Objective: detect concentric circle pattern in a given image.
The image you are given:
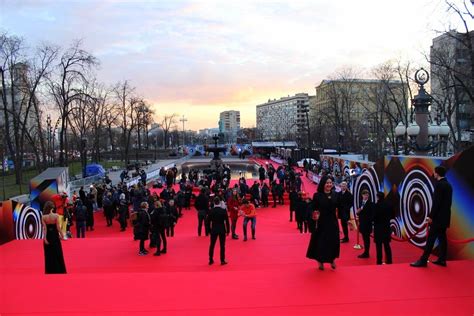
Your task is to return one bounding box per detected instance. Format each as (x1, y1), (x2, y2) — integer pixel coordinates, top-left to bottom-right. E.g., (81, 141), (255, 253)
(14, 204), (43, 239)
(352, 168), (380, 209)
(399, 169), (434, 247)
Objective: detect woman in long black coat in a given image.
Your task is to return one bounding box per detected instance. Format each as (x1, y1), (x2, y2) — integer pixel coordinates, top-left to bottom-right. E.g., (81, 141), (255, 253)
(136, 202), (151, 255)
(306, 176), (340, 270)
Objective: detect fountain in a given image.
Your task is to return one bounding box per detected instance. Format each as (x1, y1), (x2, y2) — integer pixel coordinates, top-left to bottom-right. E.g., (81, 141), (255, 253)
(205, 135), (227, 175)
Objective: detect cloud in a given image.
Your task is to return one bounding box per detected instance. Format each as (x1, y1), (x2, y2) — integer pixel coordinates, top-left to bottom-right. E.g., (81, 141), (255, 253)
(1, 0), (464, 130)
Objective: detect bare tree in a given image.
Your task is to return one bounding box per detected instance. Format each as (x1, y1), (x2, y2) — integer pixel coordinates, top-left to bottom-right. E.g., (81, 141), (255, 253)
(366, 60), (413, 156)
(114, 80), (144, 163)
(429, 0), (473, 152)
(49, 40), (98, 166)
(1, 34), (57, 187)
(161, 114), (178, 149)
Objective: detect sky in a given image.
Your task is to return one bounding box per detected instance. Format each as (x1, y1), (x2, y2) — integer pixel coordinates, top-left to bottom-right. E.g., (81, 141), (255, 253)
(1, 0), (470, 130)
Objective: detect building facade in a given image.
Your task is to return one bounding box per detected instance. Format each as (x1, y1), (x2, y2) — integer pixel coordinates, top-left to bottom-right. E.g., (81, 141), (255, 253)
(218, 110), (240, 142)
(430, 31), (474, 151)
(312, 79), (408, 155)
(256, 93), (310, 142)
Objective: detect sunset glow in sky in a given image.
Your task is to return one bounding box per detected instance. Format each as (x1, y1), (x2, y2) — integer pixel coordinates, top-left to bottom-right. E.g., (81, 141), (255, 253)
(1, 0), (466, 130)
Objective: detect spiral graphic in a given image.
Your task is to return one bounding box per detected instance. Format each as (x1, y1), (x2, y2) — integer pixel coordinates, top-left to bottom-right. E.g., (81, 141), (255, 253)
(390, 218), (403, 239)
(343, 161), (350, 176)
(333, 161), (341, 174)
(13, 204), (43, 239)
(352, 167), (380, 208)
(399, 168), (434, 247)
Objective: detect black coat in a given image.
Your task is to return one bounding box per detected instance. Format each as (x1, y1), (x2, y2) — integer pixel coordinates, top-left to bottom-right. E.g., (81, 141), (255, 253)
(373, 200), (392, 243)
(306, 192), (340, 263)
(295, 197), (308, 222)
(135, 210), (151, 240)
(358, 200), (375, 234)
(207, 206), (230, 235)
(337, 190), (353, 221)
(430, 177), (452, 229)
(194, 194), (209, 215)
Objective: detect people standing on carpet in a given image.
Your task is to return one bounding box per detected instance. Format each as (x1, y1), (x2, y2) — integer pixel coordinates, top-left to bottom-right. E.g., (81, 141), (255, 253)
(261, 182), (270, 208)
(241, 198), (257, 241)
(207, 197), (230, 265)
(85, 193), (95, 231)
(373, 192), (393, 265)
(267, 163), (275, 183)
(258, 165), (266, 185)
(103, 192), (115, 227)
(356, 190), (375, 259)
(165, 199), (179, 237)
(195, 188), (210, 236)
(42, 201), (67, 274)
(150, 200), (168, 256)
(306, 176), (340, 270)
(337, 182), (353, 243)
(136, 202), (151, 256)
(295, 192), (310, 233)
(118, 193), (129, 232)
(75, 199), (87, 238)
(411, 166), (452, 268)
(227, 189), (241, 239)
(250, 181), (261, 208)
(289, 187), (298, 222)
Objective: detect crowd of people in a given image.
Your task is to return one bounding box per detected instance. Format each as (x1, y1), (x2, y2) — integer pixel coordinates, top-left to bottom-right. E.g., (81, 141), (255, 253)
(41, 160), (452, 274)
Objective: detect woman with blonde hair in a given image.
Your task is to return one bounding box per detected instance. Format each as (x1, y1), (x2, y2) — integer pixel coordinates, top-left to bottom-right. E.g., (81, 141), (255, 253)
(42, 201), (67, 274)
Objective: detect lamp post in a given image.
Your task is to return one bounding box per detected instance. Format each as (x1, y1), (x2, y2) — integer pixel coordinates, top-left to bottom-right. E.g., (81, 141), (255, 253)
(81, 138), (87, 178)
(179, 115), (187, 147)
(394, 69), (449, 156)
(46, 115), (52, 166)
(338, 130), (345, 156)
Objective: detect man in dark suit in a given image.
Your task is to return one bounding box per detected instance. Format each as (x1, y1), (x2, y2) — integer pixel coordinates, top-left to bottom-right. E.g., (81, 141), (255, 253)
(411, 166), (452, 267)
(207, 197), (230, 265)
(338, 181), (353, 243)
(374, 192), (393, 265)
(356, 190), (375, 258)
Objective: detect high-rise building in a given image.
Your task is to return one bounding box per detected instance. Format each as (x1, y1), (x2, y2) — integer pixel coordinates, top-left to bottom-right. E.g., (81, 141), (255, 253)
(256, 93), (310, 141)
(219, 110), (240, 142)
(430, 30), (474, 151)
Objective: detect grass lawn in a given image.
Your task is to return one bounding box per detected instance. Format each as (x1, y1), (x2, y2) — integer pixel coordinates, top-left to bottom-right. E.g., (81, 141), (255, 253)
(1, 160), (125, 200)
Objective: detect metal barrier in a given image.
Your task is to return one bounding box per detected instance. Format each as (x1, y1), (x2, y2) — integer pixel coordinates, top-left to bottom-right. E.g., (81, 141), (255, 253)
(124, 155), (191, 188)
(69, 174), (104, 192)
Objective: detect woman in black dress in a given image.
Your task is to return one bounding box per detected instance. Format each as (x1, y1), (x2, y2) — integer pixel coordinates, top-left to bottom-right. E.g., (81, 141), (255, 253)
(306, 176), (340, 270)
(42, 201), (67, 274)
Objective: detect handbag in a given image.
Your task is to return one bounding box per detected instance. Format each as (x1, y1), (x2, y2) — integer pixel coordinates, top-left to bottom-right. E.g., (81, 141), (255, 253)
(311, 211), (320, 221)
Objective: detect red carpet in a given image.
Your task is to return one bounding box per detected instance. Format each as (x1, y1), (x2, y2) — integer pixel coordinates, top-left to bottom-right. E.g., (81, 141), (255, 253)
(1, 162), (473, 315)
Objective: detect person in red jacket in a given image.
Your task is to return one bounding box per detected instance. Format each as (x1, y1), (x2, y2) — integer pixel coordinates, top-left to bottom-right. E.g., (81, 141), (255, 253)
(227, 189), (241, 240)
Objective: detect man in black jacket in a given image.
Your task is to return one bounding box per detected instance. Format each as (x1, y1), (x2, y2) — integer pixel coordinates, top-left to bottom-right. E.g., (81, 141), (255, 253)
(207, 197), (230, 265)
(356, 190), (375, 258)
(374, 192), (393, 265)
(337, 182), (353, 243)
(195, 188), (210, 236)
(411, 166), (452, 267)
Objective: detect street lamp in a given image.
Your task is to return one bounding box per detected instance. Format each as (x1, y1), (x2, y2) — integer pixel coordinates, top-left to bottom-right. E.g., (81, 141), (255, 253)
(46, 115), (52, 166)
(179, 115), (187, 147)
(81, 138), (87, 178)
(338, 130), (345, 156)
(394, 69), (449, 156)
